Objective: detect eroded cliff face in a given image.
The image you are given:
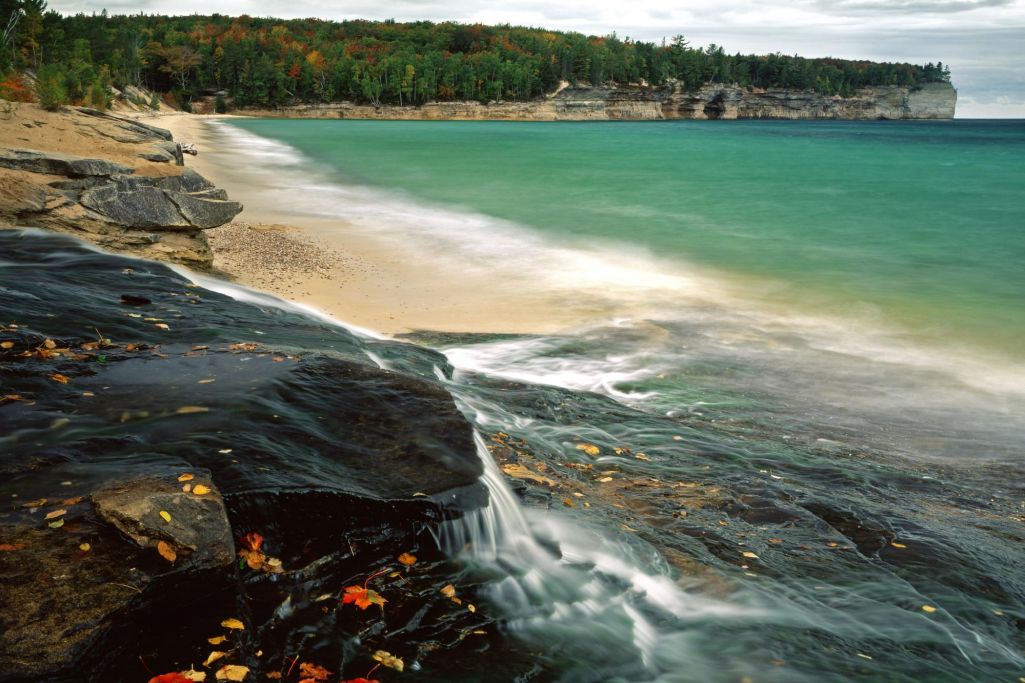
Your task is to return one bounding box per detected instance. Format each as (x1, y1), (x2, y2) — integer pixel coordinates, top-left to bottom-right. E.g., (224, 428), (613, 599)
(240, 81), (956, 121)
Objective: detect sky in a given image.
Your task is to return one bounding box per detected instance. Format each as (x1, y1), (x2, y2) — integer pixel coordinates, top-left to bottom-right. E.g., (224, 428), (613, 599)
(49, 0), (1025, 117)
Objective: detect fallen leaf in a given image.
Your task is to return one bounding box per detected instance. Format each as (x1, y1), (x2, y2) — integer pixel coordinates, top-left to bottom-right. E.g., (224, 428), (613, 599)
(79, 542), (91, 551)
(440, 584), (457, 598)
(82, 391), (95, 397)
(562, 497), (574, 507)
(371, 650), (404, 672)
(149, 674), (196, 683)
(50, 373), (69, 384)
(154, 323), (170, 330)
(180, 670), (206, 682)
(467, 603), (476, 613)
(598, 476), (614, 483)
(183, 483), (192, 493)
(241, 532), (263, 552)
(221, 618), (244, 630)
(21, 498), (46, 508)
(215, 664), (249, 681)
(341, 585), (387, 610)
(160, 510), (172, 523)
(340, 679), (379, 683)
(240, 549), (264, 570)
(157, 540), (177, 563)
(742, 551), (759, 559)
(890, 542), (907, 549)
(207, 636), (226, 645)
(921, 605), (937, 613)
(176, 406), (210, 414)
(178, 473), (195, 482)
(635, 453), (651, 461)
(265, 674), (282, 681)
(203, 651), (227, 667)
(48, 519), (64, 529)
(0, 543), (27, 551)
(60, 496), (84, 505)
(397, 552), (417, 566)
(298, 662), (332, 681)
(44, 509), (67, 520)
(198, 379), (216, 384)
(0, 341), (13, 349)
(193, 484), (211, 495)
(218, 449), (233, 454)
(576, 443), (600, 457)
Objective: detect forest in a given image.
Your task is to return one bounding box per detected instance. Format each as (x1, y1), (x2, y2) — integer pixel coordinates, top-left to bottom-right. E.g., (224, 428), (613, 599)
(1, 1), (952, 110)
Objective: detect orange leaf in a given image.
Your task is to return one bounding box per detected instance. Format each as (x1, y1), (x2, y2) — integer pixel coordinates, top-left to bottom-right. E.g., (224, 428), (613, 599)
(0, 543), (27, 551)
(298, 662), (332, 681)
(157, 540), (177, 563)
(341, 585), (386, 610)
(397, 552), (417, 566)
(241, 532), (263, 552)
(149, 674), (195, 683)
(50, 373), (69, 384)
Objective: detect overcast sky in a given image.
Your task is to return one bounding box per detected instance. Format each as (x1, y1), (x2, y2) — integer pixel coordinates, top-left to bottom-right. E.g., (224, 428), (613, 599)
(49, 0), (1025, 117)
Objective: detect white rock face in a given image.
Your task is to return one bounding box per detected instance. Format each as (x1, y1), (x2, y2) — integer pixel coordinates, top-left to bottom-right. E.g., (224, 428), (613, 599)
(242, 82), (956, 121)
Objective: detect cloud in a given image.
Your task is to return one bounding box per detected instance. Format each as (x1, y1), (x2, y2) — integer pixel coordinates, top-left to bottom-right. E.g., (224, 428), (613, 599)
(815, 0), (1015, 14)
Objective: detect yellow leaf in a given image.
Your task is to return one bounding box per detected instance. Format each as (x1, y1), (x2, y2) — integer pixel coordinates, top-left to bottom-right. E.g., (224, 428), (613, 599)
(398, 552), (417, 566)
(215, 664), (249, 681)
(79, 543), (91, 551)
(44, 509), (67, 520)
(48, 519), (64, 529)
(0, 341), (13, 349)
(208, 636), (227, 645)
(921, 605), (937, 613)
(160, 510), (172, 523)
(157, 540), (177, 563)
(372, 650), (404, 672)
(50, 373), (69, 384)
(154, 323), (170, 330)
(183, 483), (192, 493)
(178, 473), (195, 482)
(742, 551), (759, 559)
(176, 405), (210, 414)
(576, 443), (600, 457)
(440, 584), (456, 598)
(203, 651), (227, 667)
(198, 378), (216, 384)
(181, 669), (207, 682)
(890, 542), (907, 549)
(221, 618), (244, 630)
(467, 603), (476, 613)
(635, 453), (651, 461)
(598, 476), (613, 483)
(193, 484), (211, 496)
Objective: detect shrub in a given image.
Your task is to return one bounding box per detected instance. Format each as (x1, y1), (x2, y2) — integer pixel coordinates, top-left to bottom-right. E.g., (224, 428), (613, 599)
(88, 78), (110, 109)
(0, 74), (35, 103)
(35, 64), (68, 111)
(214, 93), (227, 113)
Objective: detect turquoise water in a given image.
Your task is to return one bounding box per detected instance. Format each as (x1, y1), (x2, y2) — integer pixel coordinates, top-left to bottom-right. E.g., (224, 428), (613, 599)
(217, 118), (1025, 681)
(230, 118), (1025, 360)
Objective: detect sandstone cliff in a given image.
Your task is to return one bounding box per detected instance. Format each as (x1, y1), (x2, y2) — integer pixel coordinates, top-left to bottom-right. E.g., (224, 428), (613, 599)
(238, 81), (956, 121)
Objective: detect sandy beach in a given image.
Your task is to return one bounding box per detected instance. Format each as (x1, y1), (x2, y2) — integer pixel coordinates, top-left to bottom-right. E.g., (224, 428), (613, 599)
(154, 112), (602, 336)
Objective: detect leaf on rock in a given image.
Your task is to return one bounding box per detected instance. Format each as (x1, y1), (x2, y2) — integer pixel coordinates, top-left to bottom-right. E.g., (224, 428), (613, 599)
(21, 498), (47, 508)
(0, 543), (27, 551)
(178, 473), (195, 482)
(214, 665), (249, 681)
(0, 341), (13, 349)
(203, 651), (227, 667)
(741, 551), (759, 559)
(157, 540), (177, 563)
(241, 532), (263, 552)
(341, 585), (387, 610)
(154, 323), (170, 330)
(576, 443), (600, 457)
(397, 552), (417, 566)
(176, 406), (210, 415)
(440, 584), (457, 599)
(372, 650), (404, 672)
(44, 509), (66, 520)
(79, 543), (91, 551)
(921, 605), (937, 613)
(193, 484), (211, 496)
(340, 679), (379, 683)
(221, 617), (244, 630)
(181, 670), (207, 682)
(50, 373), (69, 384)
(298, 662), (332, 681)
(148, 674), (196, 683)
(47, 519), (64, 529)
(160, 510), (172, 523)
(207, 635), (227, 645)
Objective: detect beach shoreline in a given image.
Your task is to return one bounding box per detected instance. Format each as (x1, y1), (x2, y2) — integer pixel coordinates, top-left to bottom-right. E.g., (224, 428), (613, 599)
(154, 112), (605, 336)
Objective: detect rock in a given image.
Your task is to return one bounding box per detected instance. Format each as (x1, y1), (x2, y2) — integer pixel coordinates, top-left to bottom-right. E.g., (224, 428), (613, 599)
(92, 475), (234, 570)
(0, 147), (134, 177)
(139, 141), (185, 165)
(79, 173), (242, 231)
(76, 107), (174, 141)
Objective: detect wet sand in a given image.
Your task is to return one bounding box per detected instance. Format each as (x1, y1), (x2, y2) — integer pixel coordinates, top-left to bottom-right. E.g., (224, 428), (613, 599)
(156, 113), (598, 335)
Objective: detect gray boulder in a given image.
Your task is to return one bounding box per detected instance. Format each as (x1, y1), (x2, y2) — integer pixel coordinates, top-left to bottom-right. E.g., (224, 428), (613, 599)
(0, 148), (133, 177)
(79, 173), (242, 231)
(76, 107), (174, 141)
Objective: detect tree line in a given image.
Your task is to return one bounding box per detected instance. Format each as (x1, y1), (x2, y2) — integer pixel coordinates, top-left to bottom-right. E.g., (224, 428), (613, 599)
(0, 2), (952, 110)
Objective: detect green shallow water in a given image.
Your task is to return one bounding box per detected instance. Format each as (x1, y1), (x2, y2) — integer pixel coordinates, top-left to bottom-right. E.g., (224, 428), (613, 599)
(230, 118), (1025, 360)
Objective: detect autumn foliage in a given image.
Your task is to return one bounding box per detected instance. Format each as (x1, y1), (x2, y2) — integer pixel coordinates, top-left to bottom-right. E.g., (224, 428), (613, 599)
(0, 74), (34, 103)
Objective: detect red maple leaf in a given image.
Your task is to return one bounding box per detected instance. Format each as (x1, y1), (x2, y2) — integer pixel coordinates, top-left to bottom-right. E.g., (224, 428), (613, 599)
(341, 679), (380, 683)
(241, 532), (263, 552)
(341, 584), (386, 610)
(148, 674), (194, 683)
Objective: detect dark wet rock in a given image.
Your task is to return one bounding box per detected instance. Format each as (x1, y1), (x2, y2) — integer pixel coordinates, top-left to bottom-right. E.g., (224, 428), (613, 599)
(92, 475), (234, 569)
(0, 231), (488, 682)
(0, 147), (133, 177)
